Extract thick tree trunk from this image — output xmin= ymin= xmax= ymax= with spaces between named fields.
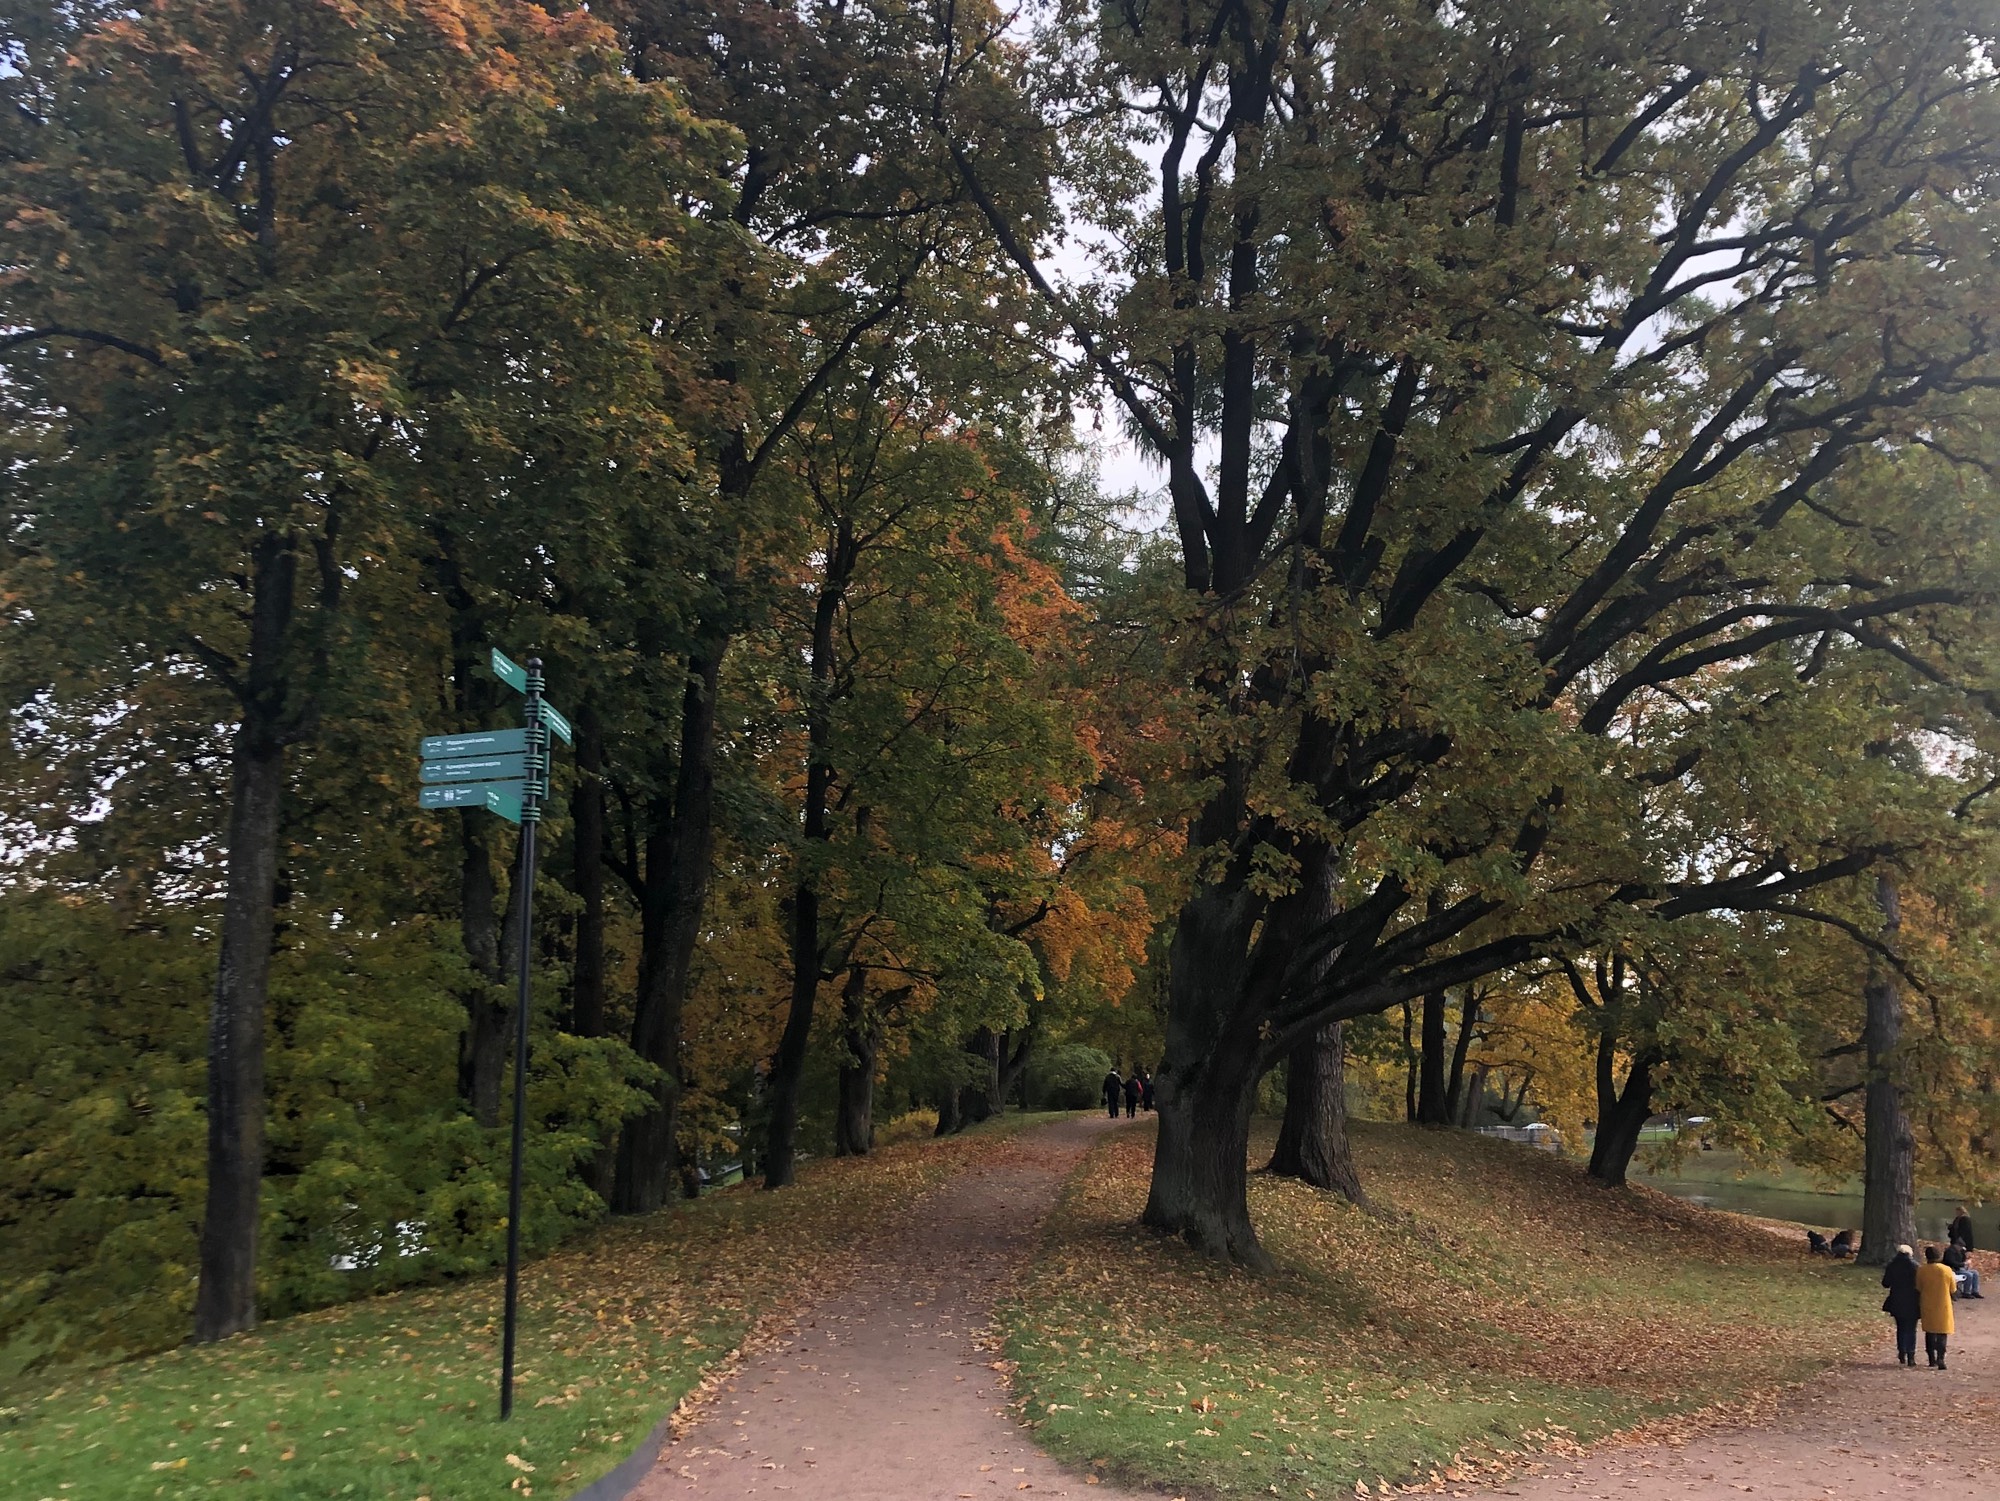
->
xmin=834 ymin=969 xmax=876 ymax=1157
xmin=1417 ymin=988 xmax=1450 ymax=1124
xmin=611 ymin=641 xmax=724 ymax=1214
xmin=1143 ymin=1036 xmax=1268 ymax=1269
xmin=456 ymin=816 xmax=507 ymax=1128
xmin=194 ymin=536 xmax=296 ymax=1344
xmin=996 ymin=1025 xmax=1034 ymax=1113
xmin=1862 ymin=870 xmax=1916 ymax=1265
xmin=1460 ymin=1061 xmax=1488 ymax=1127
xmin=934 ymin=1086 xmax=961 ymax=1136
xmin=966 ymin=1028 xmax=1002 ymax=1118
xmin=1587 ymin=1042 xmax=1656 ymax=1187
xmin=1142 ymin=878 xmax=1272 ymax=1266
xmin=1267 ymin=1020 xmax=1366 ymax=1202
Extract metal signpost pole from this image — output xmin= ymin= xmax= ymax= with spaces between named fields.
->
xmin=416 ymin=645 xmax=569 ymax=1422
xmin=499 ymin=658 xmax=546 ymax=1421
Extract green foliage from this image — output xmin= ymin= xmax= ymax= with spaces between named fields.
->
xmin=1021 ymin=1044 xmax=1115 ymax=1111
xmin=0 ymin=894 xmax=651 ymax=1377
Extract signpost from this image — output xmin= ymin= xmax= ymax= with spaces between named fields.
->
xmin=413 ymin=647 xmax=573 ymax=1420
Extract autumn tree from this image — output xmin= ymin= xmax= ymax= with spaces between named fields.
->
xmin=944 ymin=0 xmax=2000 ymax=1262
xmin=0 ymin=0 xmax=724 ymax=1336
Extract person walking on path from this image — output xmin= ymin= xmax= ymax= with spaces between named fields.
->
xmin=1102 ymin=1068 xmax=1123 ymax=1119
xmin=1882 ymin=1243 xmax=1921 ymax=1366
xmin=1949 ymin=1204 xmax=1976 ymax=1252
xmin=1122 ymin=1070 xmax=1142 ymax=1119
xmin=1918 ymin=1243 xmax=1958 ymax=1369
xmin=1139 ymin=1066 xmax=1155 ymax=1112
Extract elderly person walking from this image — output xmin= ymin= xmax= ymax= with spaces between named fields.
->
xmin=1917 ymin=1243 xmax=1958 ymax=1369
xmin=1881 ymin=1244 xmax=1921 ymax=1367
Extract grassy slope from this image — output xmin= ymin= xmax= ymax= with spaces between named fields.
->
xmin=1004 ymin=1120 xmax=1878 ymax=1500
xmin=1 ymin=1113 xmax=1061 ymax=1501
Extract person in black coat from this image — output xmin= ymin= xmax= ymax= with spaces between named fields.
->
xmin=1122 ymin=1070 xmax=1142 ymax=1118
xmin=1882 ymin=1244 xmax=1921 ymax=1367
xmin=1943 ymin=1237 xmax=1983 ymax=1297
xmin=1102 ymin=1069 xmax=1124 ymax=1118
xmin=1949 ymin=1205 xmax=1976 ymax=1252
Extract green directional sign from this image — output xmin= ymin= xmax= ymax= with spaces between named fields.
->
xmin=420 ymin=727 xmax=528 ymax=760
xmin=536 ymin=701 xmax=574 ymax=747
xmin=421 ymin=782 xmax=522 ymax=810
xmin=420 ymin=752 xmax=529 ymax=785
xmin=491 ymin=648 xmax=528 ymax=695
xmin=483 ymin=782 xmax=524 ymax=824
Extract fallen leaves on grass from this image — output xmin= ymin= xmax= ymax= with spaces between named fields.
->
xmin=1004 ymin=1121 xmax=1878 ymax=1500
xmin=2 ymin=1117 xmax=1057 ymax=1501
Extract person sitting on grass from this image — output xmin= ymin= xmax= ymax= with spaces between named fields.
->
xmin=1829 ymin=1228 xmax=1857 ymax=1259
xmin=1942 ymin=1238 xmax=1983 ymax=1298
xmin=1808 ymin=1230 xmax=1833 ymax=1256
xmin=1918 ymin=1244 xmax=1958 ymax=1369
xmin=1882 ymin=1244 xmax=1921 ymax=1367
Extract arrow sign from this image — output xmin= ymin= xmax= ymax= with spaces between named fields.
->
xmin=536 ymin=701 xmax=574 ymax=747
xmin=420 ymin=727 xmax=528 ymax=759
xmin=491 ymin=648 xmax=528 ymax=695
xmin=483 ymin=783 xmax=524 ymax=824
xmin=421 ymin=781 xmax=525 ymax=810
xmin=421 ymin=752 xmax=529 ymax=785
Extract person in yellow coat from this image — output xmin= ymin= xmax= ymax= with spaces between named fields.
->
xmin=1917 ymin=1243 xmax=1958 ymax=1369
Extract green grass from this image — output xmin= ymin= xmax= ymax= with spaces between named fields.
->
xmin=0 ymin=1111 xmax=1062 ymax=1501
xmin=1003 ymin=1120 xmax=1879 ymax=1499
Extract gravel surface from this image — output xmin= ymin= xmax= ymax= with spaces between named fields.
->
xmin=1486 ymin=1273 xmax=2000 ymax=1501
xmin=630 ymin=1114 xmax=1159 ymax=1501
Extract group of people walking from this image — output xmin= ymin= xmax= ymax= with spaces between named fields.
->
xmin=1881 ymin=1207 xmax=1983 ymax=1370
xmin=1103 ymin=1066 xmax=1154 ymax=1118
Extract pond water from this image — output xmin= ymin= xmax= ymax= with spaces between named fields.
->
xmin=1633 ymin=1169 xmax=1999 ymax=1249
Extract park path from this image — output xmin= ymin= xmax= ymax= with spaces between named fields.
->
xmin=628 ymin=1114 xmax=1154 ymax=1501
xmin=1485 ymin=1276 xmax=2000 ymax=1501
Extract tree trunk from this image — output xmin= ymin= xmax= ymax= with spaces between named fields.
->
xmin=1267 ymin=1020 xmax=1366 ymax=1202
xmin=568 ymin=706 xmax=615 ymax=1200
xmin=764 ymin=536 xmax=852 ymax=1189
xmin=569 ymin=704 xmax=607 ymax=1039
xmin=611 ymin=639 xmax=724 ymax=1214
xmin=1401 ymin=999 xmax=1418 ymax=1122
xmin=1444 ymin=986 xmax=1479 ymax=1121
xmin=996 ymin=1025 xmax=1034 ymax=1113
xmin=834 ymin=969 xmax=876 ymax=1157
xmin=1862 ymin=870 xmax=1916 ymax=1265
xmin=934 ymin=1085 xmax=961 ymax=1136
xmin=1587 ymin=1044 xmax=1657 ymax=1187
xmin=1460 ymin=1061 xmax=1488 ymax=1127
xmin=456 ymin=815 xmax=507 ymax=1129
xmin=193 ymin=535 xmax=296 ymax=1344
xmin=1417 ymin=988 xmax=1450 ymax=1124
xmin=1143 ymin=1033 xmax=1269 ymax=1269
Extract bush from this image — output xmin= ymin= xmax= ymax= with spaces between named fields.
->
xmin=1024 ymin=1043 xmax=1115 ymax=1111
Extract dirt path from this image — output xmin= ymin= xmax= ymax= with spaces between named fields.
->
xmin=629 ymin=1114 xmax=1156 ymax=1501
xmin=1487 ymin=1287 xmax=2000 ymax=1500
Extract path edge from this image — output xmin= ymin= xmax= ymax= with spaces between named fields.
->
xmin=564 ymin=1114 xmax=1120 ymax=1500
xmin=565 ymin=1411 xmax=676 ymax=1501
